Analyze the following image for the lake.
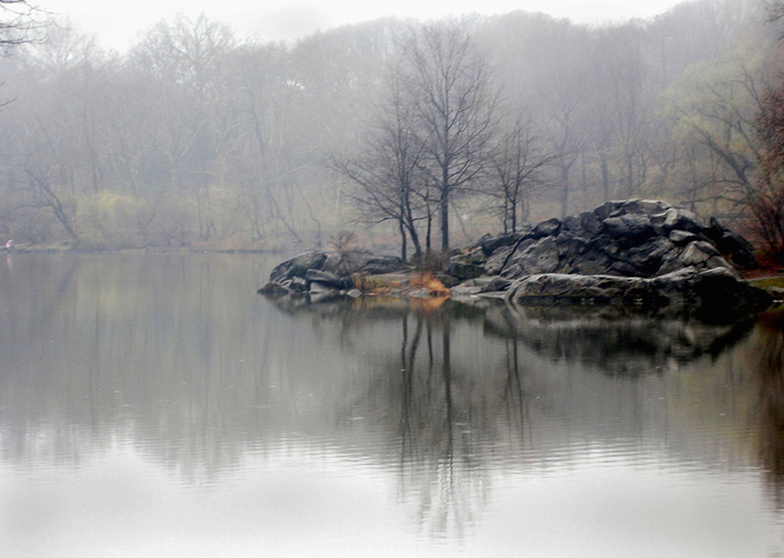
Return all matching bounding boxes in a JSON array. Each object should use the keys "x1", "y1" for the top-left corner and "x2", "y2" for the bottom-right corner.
[{"x1": 1, "y1": 252, "x2": 783, "y2": 557}]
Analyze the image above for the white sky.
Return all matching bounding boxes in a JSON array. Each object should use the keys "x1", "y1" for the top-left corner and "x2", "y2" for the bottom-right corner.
[{"x1": 37, "y1": 0, "x2": 688, "y2": 52}]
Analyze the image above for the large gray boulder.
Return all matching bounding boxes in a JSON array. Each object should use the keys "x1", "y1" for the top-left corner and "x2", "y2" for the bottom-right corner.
[
  {"x1": 506, "y1": 267, "x2": 771, "y2": 323},
  {"x1": 269, "y1": 251, "x2": 328, "y2": 283},
  {"x1": 473, "y1": 199, "x2": 758, "y2": 280},
  {"x1": 449, "y1": 199, "x2": 770, "y2": 322},
  {"x1": 305, "y1": 269, "x2": 349, "y2": 290},
  {"x1": 269, "y1": 250, "x2": 405, "y2": 284}
]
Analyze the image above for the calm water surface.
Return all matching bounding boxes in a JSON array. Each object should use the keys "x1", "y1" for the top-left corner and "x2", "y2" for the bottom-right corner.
[{"x1": 1, "y1": 252, "x2": 784, "y2": 557}]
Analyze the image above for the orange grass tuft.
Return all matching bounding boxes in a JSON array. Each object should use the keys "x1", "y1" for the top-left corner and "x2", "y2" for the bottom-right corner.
[{"x1": 409, "y1": 272, "x2": 450, "y2": 297}]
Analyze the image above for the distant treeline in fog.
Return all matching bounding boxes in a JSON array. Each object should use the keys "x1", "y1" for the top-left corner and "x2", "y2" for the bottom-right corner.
[{"x1": 0, "y1": 0, "x2": 778, "y2": 252}]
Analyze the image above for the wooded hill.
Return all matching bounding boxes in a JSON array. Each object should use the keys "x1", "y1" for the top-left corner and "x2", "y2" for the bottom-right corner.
[{"x1": 0, "y1": 0, "x2": 779, "y2": 255}]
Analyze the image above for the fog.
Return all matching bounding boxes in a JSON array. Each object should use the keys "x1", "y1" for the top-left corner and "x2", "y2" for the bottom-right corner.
[
  {"x1": 40, "y1": 0, "x2": 689, "y2": 48},
  {"x1": 0, "y1": 0, "x2": 775, "y2": 254}
]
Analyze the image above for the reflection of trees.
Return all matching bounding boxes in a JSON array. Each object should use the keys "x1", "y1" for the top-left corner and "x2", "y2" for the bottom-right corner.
[
  {"x1": 372, "y1": 308, "x2": 493, "y2": 539},
  {"x1": 305, "y1": 296, "x2": 757, "y2": 535},
  {"x1": 503, "y1": 336, "x2": 529, "y2": 447},
  {"x1": 339, "y1": 302, "x2": 538, "y2": 539},
  {"x1": 264, "y1": 291, "x2": 758, "y2": 534}
]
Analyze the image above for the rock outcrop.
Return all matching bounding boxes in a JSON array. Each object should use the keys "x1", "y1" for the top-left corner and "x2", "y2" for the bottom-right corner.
[
  {"x1": 268, "y1": 250, "x2": 405, "y2": 284},
  {"x1": 457, "y1": 199, "x2": 757, "y2": 280},
  {"x1": 259, "y1": 249, "x2": 407, "y2": 302},
  {"x1": 259, "y1": 199, "x2": 773, "y2": 323}
]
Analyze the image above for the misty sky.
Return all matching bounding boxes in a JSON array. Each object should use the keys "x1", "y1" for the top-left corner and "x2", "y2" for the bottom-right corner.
[{"x1": 38, "y1": 0, "x2": 686, "y2": 51}]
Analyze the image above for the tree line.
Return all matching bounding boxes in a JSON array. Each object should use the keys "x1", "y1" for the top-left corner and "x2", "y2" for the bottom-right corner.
[{"x1": 0, "y1": 0, "x2": 782, "y2": 258}]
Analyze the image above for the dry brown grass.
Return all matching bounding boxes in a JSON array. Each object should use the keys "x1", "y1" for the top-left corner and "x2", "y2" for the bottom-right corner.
[{"x1": 409, "y1": 272, "x2": 450, "y2": 297}]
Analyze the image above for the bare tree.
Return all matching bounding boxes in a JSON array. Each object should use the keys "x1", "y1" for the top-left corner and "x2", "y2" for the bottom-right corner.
[
  {"x1": 332, "y1": 78, "x2": 428, "y2": 261},
  {"x1": 667, "y1": 51, "x2": 766, "y2": 216},
  {"x1": 230, "y1": 43, "x2": 298, "y2": 244},
  {"x1": 485, "y1": 111, "x2": 553, "y2": 233},
  {"x1": 753, "y1": 57, "x2": 784, "y2": 256},
  {"x1": 400, "y1": 20, "x2": 498, "y2": 251},
  {"x1": 0, "y1": 0, "x2": 40, "y2": 50},
  {"x1": 601, "y1": 23, "x2": 655, "y2": 199},
  {"x1": 5, "y1": 25, "x2": 104, "y2": 243}
]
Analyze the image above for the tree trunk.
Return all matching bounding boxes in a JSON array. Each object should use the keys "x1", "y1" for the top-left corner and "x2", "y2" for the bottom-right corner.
[
  {"x1": 399, "y1": 219, "x2": 407, "y2": 262},
  {"x1": 440, "y1": 187, "x2": 449, "y2": 251},
  {"x1": 405, "y1": 216, "x2": 422, "y2": 260},
  {"x1": 510, "y1": 196, "x2": 517, "y2": 233},
  {"x1": 600, "y1": 155, "x2": 610, "y2": 202},
  {"x1": 426, "y1": 210, "x2": 432, "y2": 253},
  {"x1": 560, "y1": 165, "x2": 570, "y2": 219}
]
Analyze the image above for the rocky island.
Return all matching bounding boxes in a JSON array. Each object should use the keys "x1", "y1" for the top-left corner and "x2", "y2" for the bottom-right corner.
[{"x1": 258, "y1": 199, "x2": 775, "y2": 324}]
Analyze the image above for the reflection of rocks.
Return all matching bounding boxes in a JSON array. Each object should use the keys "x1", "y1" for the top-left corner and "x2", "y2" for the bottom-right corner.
[
  {"x1": 265, "y1": 290, "x2": 485, "y2": 326},
  {"x1": 318, "y1": 298, "x2": 752, "y2": 535},
  {"x1": 482, "y1": 304, "x2": 754, "y2": 375},
  {"x1": 264, "y1": 292, "x2": 754, "y2": 373}
]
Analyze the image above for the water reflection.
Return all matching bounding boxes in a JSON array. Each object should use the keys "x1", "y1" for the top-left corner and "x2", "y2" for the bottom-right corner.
[
  {"x1": 0, "y1": 253, "x2": 782, "y2": 556},
  {"x1": 266, "y1": 293, "x2": 763, "y2": 537},
  {"x1": 750, "y1": 311, "x2": 784, "y2": 511},
  {"x1": 361, "y1": 307, "x2": 491, "y2": 539},
  {"x1": 271, "y1": 294, "x2": 756, "y2": 376},
  {"x1": 484, "y1": 304, "x2": 755, "y2": 375}
]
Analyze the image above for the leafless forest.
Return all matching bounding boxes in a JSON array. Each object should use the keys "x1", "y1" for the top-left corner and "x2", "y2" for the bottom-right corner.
[{"x1": 0, "y1": 0, "x2": 781, "y2": 255}]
